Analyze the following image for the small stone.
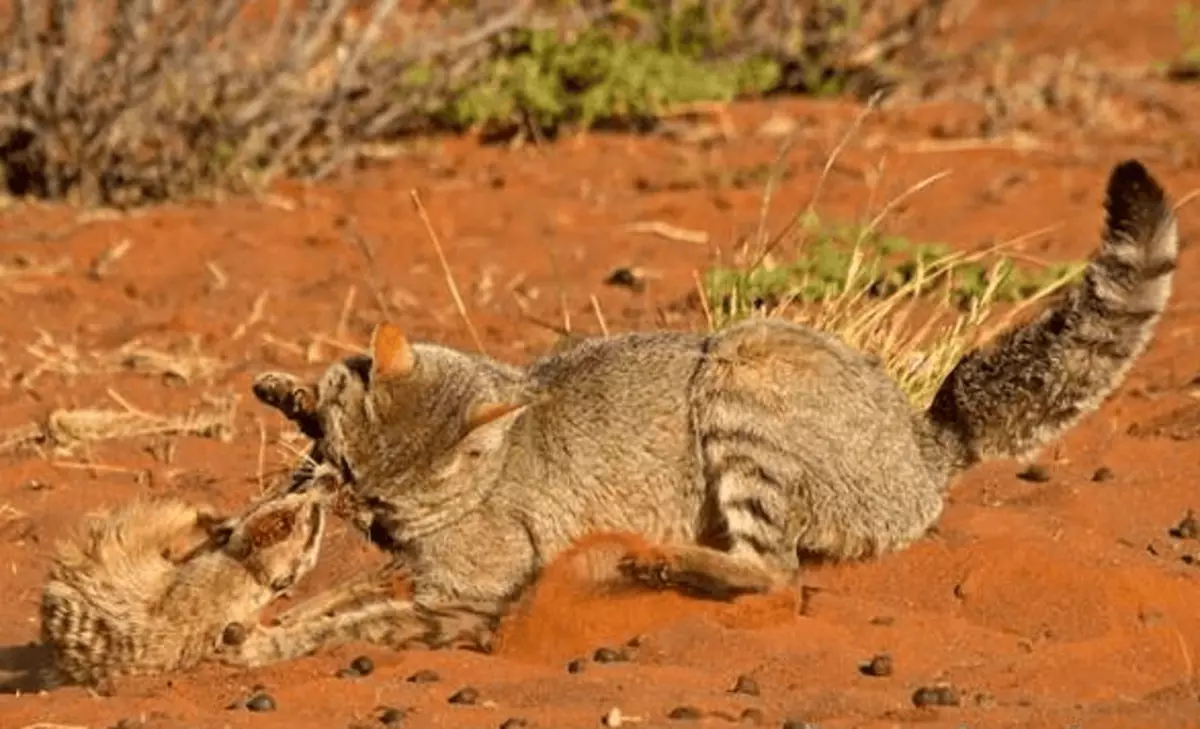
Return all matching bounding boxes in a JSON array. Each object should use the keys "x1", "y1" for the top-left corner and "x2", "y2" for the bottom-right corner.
[
  {"x1": 349, "y1": 655, "x2": 375, "y2": 676},
  {"x1": 566, "y1": 658, "x2": 587, "y2": 674},
  {"x1": 869, "y1": 615, "x2": 895, "y2": 626},
  {"x1": 221, "y1": 622, "x2": 247, "y2": 646},
  {"x1": 1091, "y1": 466, "x2": 1115, "y2": 482},
  {"x1": 1017, "y1": 464, "x2": 1051, "y2": 483},
  {"x1": 1169, "y1": 510, "x2": 1200, "y2": 540},
  {"x1": 593, "y1": 646, "x2": 627, "y2": 663},
  {"x1": 499, "y1": 719, "x2": 528, "y2": 729},
  {"x1": 730, "y1": 674, "x2": 760, "y2": 696},
  {"x1": 667, "y1": 705, "x2": 704, "y2": 720},
  {"x1": 604, "y1": 266, "x2": 647, "y2": 293},
  {"x1": 912, "y1": 685, "x2": 961, "y2": 707},
  {"x1": 407, "y1": 668, "x2": 440, "y2": 683},
  {"x1": 739, "y1": 707, "x2": 765, "y2": 725},
  {"x1": 624, "y1": 635, "x2": 644, "y2": 648},
  {"x1": 448, "y1": 686, "x2": 480, "y2": 705},
  {"x1": 244, "y1": 692, "x2": 277, "y2": 712},
  {"x1": 781, "y1": 721, "x2": 818, "y2": 729},
  {"x1": 603, "y1": 707, "x2": 625, "y2": 727},
  {"x1": 377, "y1": 706, "x2": 406, "y2": 726},
  {"x1": 860, "y1": 653, "x2": 894, "y2": 677}
]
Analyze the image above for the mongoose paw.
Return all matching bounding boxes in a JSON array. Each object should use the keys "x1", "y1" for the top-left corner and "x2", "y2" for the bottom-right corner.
[{"x1": 616, "y1": 552, "x2": 677, "y2": 591}]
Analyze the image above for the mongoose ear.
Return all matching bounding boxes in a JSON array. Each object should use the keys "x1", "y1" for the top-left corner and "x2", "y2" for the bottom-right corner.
[
  {"x1": 464, "y1": 400, "x2": 528, "y2": 434},
  {"x1": 252, "y1": 372, "x2": 322, "y2": 438},
  {"x1": 242, "y1": 506, "x2": 299, "y2": 551},
  {"x1": 370, "y1": 322, "x2": 415, "y2": 380}
]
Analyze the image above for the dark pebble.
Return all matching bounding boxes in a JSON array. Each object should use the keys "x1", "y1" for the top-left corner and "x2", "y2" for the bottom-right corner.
[
  {"x1": 406, "y1": 668, "x2": 440, "y2": 683},
  {"x1": 245, "y1": 692, "x2": 277, "y2": 712},
  {"x1": 730, "y1": 674, "x2": 760, "y2": 696},
  {"x1": 912, "y1": 685, "x2": 961, "y2": 707},
  {"x1": 625, "y1": 635, "x2": 644, "y2": 648},
  {"x1": 1091, "y1": 466, "x2": 1115, "y2": 482},
  {"x1": 448, "y1": 686, "x2": 480, "y2": 705},
  {"x1": 739, "y1": 707, "x2": 765, "y2": 725},
  {"x1": 781, "y1": 721, "x2": 818, "y2": 729},
  {"x1": 349, "y1": 655, "x2": 375, "y2": 676},
  {"x1": 1169, "y1": 509, "x2": 1200, "y2": 540},
  {"x1": 667, "y1": 705, "x2": 704, "y2": 720},
  {"x1": 109, "y1": 720, "x2": 140, "y2": 729},
  {"x1": 604, "y1": 266, "x2": 646, "y2": 292},
  {"x1": 377, "y1": 706, "x2": 406, "y2": 726},
  {"x1": 221, "y1": 622, "x2": 247, "y2": 646},
  {"x1": 566, "y1": 658, "x2": 587, "y2": 674},
  {"x1": 593, "y1": 646, "x2": 627, "y2": 663},
  {"x1": 499, "y1": 719, "x2": 529, "y2": 729},
  {"x1": 1017, "y1": 464, "x2": 1051, "y2": 483},
  {"x1": 860, "y1": 653, "x2": 894, "y2": 677}
]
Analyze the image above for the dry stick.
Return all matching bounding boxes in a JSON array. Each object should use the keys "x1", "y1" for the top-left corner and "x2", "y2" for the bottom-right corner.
[
  {"x1": 341, "y1": 219, "x2": 395, "y2": 320},
  {"x1": 751, "y1": 91, "x2": 885, "y2": 270},
  {"x1": 692, "y1": 269, "x2": 716, "y2": 333},
  {"x1": 256, "y1": 417, "x2": 268, "y2": 493},
  {"x1": 547, "y1": 245, "x2": 571, "y2": 335},
  {"x1": 335, "y1": 284, "x2": 357, "y2": 341},
  {"x1": 1174, "y1": 187, "x2": 1200, "y2": 213},
  {"x1": 589, "y1": 294, "x2": 610, "y2": 337},
  {"x1": 409, "y1": 190, "x2": 487, "y2": 355}
]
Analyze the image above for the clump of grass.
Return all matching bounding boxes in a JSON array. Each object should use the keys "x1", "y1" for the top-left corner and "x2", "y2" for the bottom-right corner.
[
  {"x1": 704, "y1": 214, "x2": 1084, "y2": 407},
  {"x1": 1164, "y1": 2, "x2": 1200, "y2": 80},
  {"x1": 0, "y1": 392, "x2": 239, "y2": 457},
  {"x1": 0, "y1": 0, "x2": 959, "y2": 206}
]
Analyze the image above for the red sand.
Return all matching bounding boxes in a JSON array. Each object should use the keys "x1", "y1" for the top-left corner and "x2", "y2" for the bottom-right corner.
[{"x1": 2, "y1": 2, "x2": 1200, "y2": 727}]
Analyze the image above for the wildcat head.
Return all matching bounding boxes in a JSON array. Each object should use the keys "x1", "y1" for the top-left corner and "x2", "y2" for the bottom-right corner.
[{"x1": 251, "y1": 322, "x2": 531, "y2": 497}]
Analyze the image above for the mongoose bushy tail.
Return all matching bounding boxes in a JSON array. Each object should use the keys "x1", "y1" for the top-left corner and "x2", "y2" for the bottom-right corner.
[{"x1": 924, "y1": 159, "x2": 1178, "y2": 473}]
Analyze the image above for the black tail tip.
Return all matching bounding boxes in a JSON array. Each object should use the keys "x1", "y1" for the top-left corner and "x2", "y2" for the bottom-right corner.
[{"x1": 1107, "y1": 159, "x2": 1166, "y2": 203}]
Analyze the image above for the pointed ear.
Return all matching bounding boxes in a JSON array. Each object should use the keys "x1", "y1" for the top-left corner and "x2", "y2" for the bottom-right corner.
[
  {"x1": 242, "y1": 507, "x2": 298, "y2": 550},
  {"x1": 465, "y1": 399, "x2": 528, "y2": 434},
  {"x1": 370, "y1": 322, "x2": 415, "y2": 380}
]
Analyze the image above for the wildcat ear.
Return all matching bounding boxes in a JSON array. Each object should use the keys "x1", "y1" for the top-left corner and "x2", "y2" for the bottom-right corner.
[
  {"x1": 464, "y1": 399, "x2": 529, "y2": 434},
  {"x1": 252, "y1": 372, "x2": 321, "y2": 437},
  {"x1": 370, "y1": 322, "x2": 415, "y2": 380}
]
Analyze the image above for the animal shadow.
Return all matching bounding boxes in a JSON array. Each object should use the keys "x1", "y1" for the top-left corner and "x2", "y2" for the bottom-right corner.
[{"x1": 0, "y1": 641, "x2": 55, "y2": 694}]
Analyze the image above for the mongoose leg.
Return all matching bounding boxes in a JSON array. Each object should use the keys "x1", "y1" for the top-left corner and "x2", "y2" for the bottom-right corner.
[{"x1": 618, "y1": 542, "x2": 791, "y2": 600}]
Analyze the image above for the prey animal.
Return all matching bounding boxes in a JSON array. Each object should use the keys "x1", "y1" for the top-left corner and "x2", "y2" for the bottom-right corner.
[{"x1": 40, "y1": 468, "x2": 342, "y2": 691}]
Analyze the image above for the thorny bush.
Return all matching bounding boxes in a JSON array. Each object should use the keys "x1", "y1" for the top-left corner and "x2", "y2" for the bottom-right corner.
[{"x1": 0, "y1": 0, "x2": 959, "y2": 206}]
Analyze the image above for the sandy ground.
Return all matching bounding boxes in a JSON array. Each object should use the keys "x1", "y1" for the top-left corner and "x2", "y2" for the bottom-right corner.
[{"x1": 2, "y1": 1, "x2": 1200, "y2": 727}]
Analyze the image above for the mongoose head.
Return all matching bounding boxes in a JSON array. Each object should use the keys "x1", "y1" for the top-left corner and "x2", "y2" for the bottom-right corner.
[
  {"x1": 199, "y1": 467, "x2": 339, "y2": 597},
  {"x1": 251, "y1": 321, "x2": 532, "y2": 502}
]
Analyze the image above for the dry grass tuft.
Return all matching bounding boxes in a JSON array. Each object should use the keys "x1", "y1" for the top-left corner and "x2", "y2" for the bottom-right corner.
[
  {"x1": 0, "y1": 392, "x2": 238, "y2": 457},
  {"x1": 758, "y1": 244, "x2": 1078, "y2": 407},
  {"x1": 705, "y1": 112, "x2": 1082, "y2": 409},
  {"x1": 20, "y1": 332, "x2": 226, "y2": 387}
]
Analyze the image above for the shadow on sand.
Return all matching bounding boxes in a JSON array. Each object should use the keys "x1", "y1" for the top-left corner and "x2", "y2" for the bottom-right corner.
[{"x1": 0, "y1": 641, "x2": 55, "y2": 694}]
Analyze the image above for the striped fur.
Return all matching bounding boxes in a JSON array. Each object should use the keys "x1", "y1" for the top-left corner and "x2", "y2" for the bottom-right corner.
[
  {"x1": 245, "y1": 159, "x2": 1179, "y2": 666},
  {"x1": 40, "y1": 479, "x2": 334, "y2": 690}
]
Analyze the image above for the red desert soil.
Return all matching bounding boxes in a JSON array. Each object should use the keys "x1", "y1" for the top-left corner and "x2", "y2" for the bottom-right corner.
[{"x1": 3, "y1": 3, "x2": 1200, "y2": 728}]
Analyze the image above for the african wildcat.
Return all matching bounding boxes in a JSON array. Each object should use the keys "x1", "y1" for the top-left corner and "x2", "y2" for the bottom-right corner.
[
  {"x1": 234, "y1": 159, "x2": 1178, "y2": 667},
  {"x1": 39, "y1": 467, "x2": 340, "y2": 691}
]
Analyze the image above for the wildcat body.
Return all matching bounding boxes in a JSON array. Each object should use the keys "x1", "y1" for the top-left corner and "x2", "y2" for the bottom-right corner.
[{"x1": 236, "y1": 159, "x2": 1178, "y2": 666}]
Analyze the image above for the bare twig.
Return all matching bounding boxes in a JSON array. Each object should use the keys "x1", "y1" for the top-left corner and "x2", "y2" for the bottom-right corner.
[{"x1": 410, "y1": 189, "x2": 486, "y2": 355}]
